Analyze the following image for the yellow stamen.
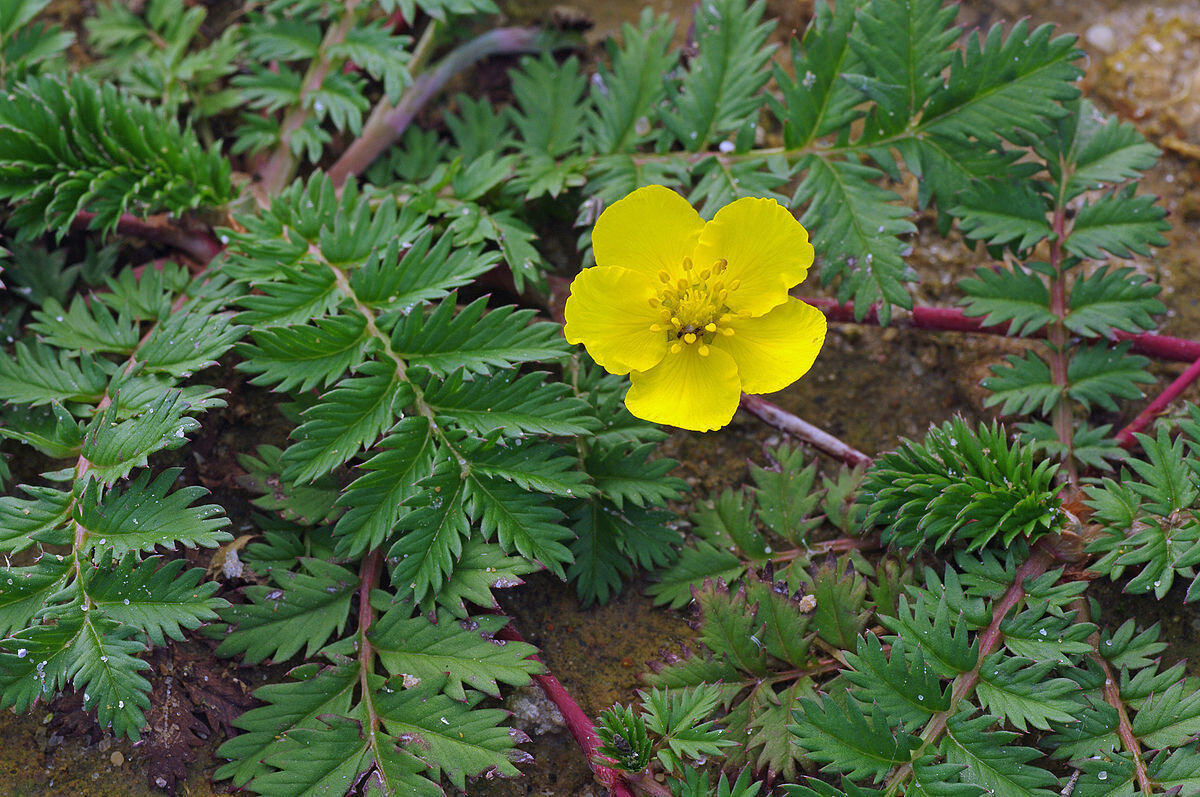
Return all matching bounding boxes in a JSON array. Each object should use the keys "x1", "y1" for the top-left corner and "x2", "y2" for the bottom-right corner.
[
  {"x1": 649, "y1": 324, "x2": 665, "y2": 332},
  {"x1": 698, "y1": 344, "x2": 710, "y2": 356},
  {"x1": 704, "y1": 323, "x2": 717, "y2": 332},
  {"x1": 660, "y1": 309, "x2": 672, "y2": 321},
  {"x1": 683, "y1": 332, "x2": 697, "y2": 344},
  {"x1": 720, "y1": 327, "x2": 735, "y2": 336},
  {"x1": 681, "y1": 257, "x2": 693, "y2": 271},
  {"x1": 659, "y1": 270, "x2": 671, "y2": 283},
  {"x1": 670, "y1": 342, "x2": 683, "y2": 354},
  {"x1": 729, "y1": 279, "x2": 741, "y2": 291},
  {"x1": 670, "y1": 316, "x2": 681, "y2": 327},
  {"x1": 648, "y1": 297, "x2": 660, "y2": 308},
  {"x1": 676, "y1": 278, "x2": 689, "y2": 291}
]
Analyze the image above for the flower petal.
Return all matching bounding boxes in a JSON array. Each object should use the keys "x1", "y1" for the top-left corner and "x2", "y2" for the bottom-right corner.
[
  {"x1": 625, "y1": 345, "x2": 741, "y2": 432},
  {"x1": 692, "y1": 197, "x2": 814, "y2": 316},
  {"x1": 592, "y1": 185, "x2": 704, "y2": 278},
  {"x1": 564, "y1": 266, "x2": 667, "y2": 375},
  {"x1": 714, "y1": 298, "x2": 827, "y2": 394}
]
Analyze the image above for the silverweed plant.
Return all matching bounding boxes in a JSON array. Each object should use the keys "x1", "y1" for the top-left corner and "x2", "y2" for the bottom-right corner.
[{"x1": 0, "y1": 0, "x2": 1196, "y2": 795}]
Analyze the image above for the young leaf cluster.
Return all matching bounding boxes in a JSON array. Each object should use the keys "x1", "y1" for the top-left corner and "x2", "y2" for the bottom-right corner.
[{"x1": 0, "y1": 257, "x2": 240, "y2": 739}]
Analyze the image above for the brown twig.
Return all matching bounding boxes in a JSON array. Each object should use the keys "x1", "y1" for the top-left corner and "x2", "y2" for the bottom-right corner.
[
  {"x1": 1115, "y1": 355, "x2": 1200, "y2": 448},
  {"x1": 493, "y1": 621, "x2": 635, "y2": 797},
  {"x1": 739, "y1": 393, "x2": 873, "y2": 468}
]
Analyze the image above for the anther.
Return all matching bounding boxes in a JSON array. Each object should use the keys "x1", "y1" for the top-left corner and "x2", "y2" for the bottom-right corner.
[
  {"x1": 676, "y1": 278, "x2": 689, "y2": 291},
  {"x1": 670, "y1": 316, "x2": 681, "y2": 327},
  {"x1": 704, "y1": 323, "x2": 717, "y2": 332},
  {"x1": 659, "y1": 270, "x2": 671, "y2": 283},
  {"x1": 698, "y1": 344, "x2": 710, "y2": 356},
  {"x1": 681, "y1": 257, "x2": 693, "y2": 271},
  {"x1": 714, "y1": 258, "x2": 728, "y2": 273},
  {"x1": 700, "y1": 269, "x2": 711, "y2": 280},
  {"x1": 729, "y1": 279, "x2": 741, "y2": 291},
  {"x1": 720, "y1": 327, "x2": 735, "y2": 336},
  {"x1": 649, "y1": 324, "x2": 665, "y2": 333},
  {"x1": 670, "y1": 342, "x2": 683, "y2": 354},
  {"x1": 683, "y1": 332, "x2": 697, "y2": 344},
  {"x1": 648, "y1": 297, "x2": 660, "y2": 308}
]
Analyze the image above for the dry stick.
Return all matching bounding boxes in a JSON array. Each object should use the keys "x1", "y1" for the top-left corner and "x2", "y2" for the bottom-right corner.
[
  {"x1": 72, "y1": 210, "x2": 223, "y2": 265},
  {"x1": 801, "y1": 297, "x2": 1200, "y2": 363},
  {"x1": 493, "y1": 621, "x2": 635, "y2": 797},
  {"x1": 328, "y1": 27, "x2": 544, "y2": 187},
  {"x1": 739, "y1": 393, "x2": 873, "y2": 468},
  {"x1": 1114, "y1": 354, "x2": 1200, "y2": 448}
]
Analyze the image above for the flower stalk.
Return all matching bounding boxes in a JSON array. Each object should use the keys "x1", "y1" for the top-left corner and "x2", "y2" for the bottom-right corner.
[{"x1": 739, "y1": 393, "x2": 872, "y2": 468}]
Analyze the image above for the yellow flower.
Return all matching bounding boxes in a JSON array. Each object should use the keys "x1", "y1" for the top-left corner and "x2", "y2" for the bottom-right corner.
[{"x1": 564, "y1": 185, "x2": 827, "y2": 432}]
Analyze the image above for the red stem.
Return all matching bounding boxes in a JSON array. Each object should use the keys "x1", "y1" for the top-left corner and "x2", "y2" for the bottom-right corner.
[
  {"x1": 1115, "y1": 355, "x2": 1200, "y2": 448},
  {"x1": 801, "y1": 297, "x2": 1200, "y2": 363},
  {"x1": 494, "y1": 621, "x2": 635, "y2": 797},
  {"x1": 739, "y1": 393, "x2": 873, "y2": 468}
]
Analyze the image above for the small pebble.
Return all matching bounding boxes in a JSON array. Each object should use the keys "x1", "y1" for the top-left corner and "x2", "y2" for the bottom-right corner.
[
  {"x1": 1086, "y1": 23, "x2": 1117, "y2": 53},
  {"x1": 110, "y1": 751, "x2": 124, "y2": 766}
]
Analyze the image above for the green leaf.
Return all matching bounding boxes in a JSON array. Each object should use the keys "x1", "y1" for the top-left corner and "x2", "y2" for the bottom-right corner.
[
  {"x1": 387, "y1": 462, "x2": 470, "y2": 604},
  {"x1": 77, "y1": 468, "x2": 231, "y2": 557},
  {"x1": 0, "y1": 342, "x2": 109, "y2": 406},
  {"x1": 389, "y1": 295, "x2": 567, "y2": 376},
  {"x1": 1064, "y1": 186, "x2": 1170, "y2": 260},
  {"x1": 845, "y1": 0, "x2": 959, "y2": 135},
  {"x1": 238, "y1": 313, "x2": 372, "y2": 393},
  {"x1": 952, "y1": 180, "x2": 1052, "y2": 252},
  {"x1": 1065, "y1": 266, "x2": 1164, "y2": 337},
  {"x1": 466, "y1": 471, "x2": 573, "y2": 577},
  {"x1": 646, "y1": 538, "x2": 744, "y2": 609},
  {"x1": 0, "y1": 75, "x2": 234, "y2": 238},
  {"x1": 959, "y1": 264, "x2": 1055, "y2": 337},
  {"x1": 1066, "y1": 342, "x2": 1152, "y2": 412},
  {"x1": 795, "y1": 156, "x2": 917, "y2": 324},
  {"x1": 216, "y1": 663, "x2": 359, "y2": 786},
  {"x1": 30, "y1": 296, "x2": 138, "y2": 354},
  {"x1": 811, "y1": 556, "x2": 871, "y2": 650},
  {"x1": 375, "y1": 676, "x2": 522, "y2": 789},
  {"x1": 137, "y1": 311, "x2": 245, "y2": 378},
  {"x1": 589, "y1": 10, "x2": 676, "y2": 154},
  {"x1": 660, "y1": 0, "x2": 774, "y2": 151},
  {"x1": 280, "y1": 361, "x2": 409, "y2": 484},
  {"x1": 982, "y1": 351, "x2": 1059, "y2": 416},
  {"x1": 692, "y1": 580, "x2": 768, "y2": 676},
  {"x1": 0, "y1": 483, "x2": 72, "y2": 553},
  {"x1": 80, "y1": 391, "x2": 200, "y2": 485},
  {"x1": 942, "y1": 711, "x2": 1059, "y2": 797},
  {"x1": 880, "y1": 592, "x2": 977, "y2": 678},
  {"x1": 771, "y1": 0, "x2": 864, "y2": 148},
  {"x1": 234, "y1": 263, "x2": 340, "y2": 328},
  {"x1": 842, "y1": 635, "x2": 948, "y2": 731},
  {"x1": 215, "y1": 559, "x2": 357, "y2": 665},
  {"x1": 369, "y1": 602, "x2": 541, "y2": 701},
  {"x1": 0, "y1": 557, "x2": 71, "y2": 636},
  {"x1": 87, "y1": 556, "x2": 225, "y2": 646},
  {"x1": 791, "y1": 693, "x2": 918, "y2": 782},
  {"x1": 424, "y1": 369, "x2": 594, "y2": 437},
  {"x1": 1130, "y1": 679, "x2": 1200, "y2": 749},
  {"x1": 585, "y1": 441, "x2": 684, "y2": 509},
  {"x1": 1059, "y1": 101, "x2": 1160, "y2": 198},
  {"x1": 335, "y1": 416, "x2": 434, "y2": 557},
  {"x1": 509, "y1": 54, "x2": 587, "y2": 158},
  {"x1": 641, "y1": 684, "x2": 734, "y2": 773},
  {"x1": 920, "y1": 20, "x2": 1083, "y2": 147},
  {"x1": 974, "y1": 655, "x2": 1078, "y2": 731}
]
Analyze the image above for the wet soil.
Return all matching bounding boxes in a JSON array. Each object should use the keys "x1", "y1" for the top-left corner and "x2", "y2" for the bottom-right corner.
[{"x1": 4, "y1": 0, "x2": 1200, "y2": 795}]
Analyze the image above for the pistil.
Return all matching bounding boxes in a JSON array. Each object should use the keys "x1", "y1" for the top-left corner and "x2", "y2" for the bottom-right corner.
[{"x1": 648, "y1": 258, "x2": 739, "y2": 352}]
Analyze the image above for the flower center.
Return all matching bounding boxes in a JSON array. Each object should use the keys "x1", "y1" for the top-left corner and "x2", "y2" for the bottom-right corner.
[{"x1": 647, "y1": 257, "x2": 745, "y2": 357}]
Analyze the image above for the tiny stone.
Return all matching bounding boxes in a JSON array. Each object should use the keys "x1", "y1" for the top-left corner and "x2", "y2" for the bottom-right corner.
[
  {"x1": 1085, "y1": 24, "x2": 1117, "y2": 53},
  {"x1": 110, "y1": 751, "x2": 124, "y2": 766}
]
